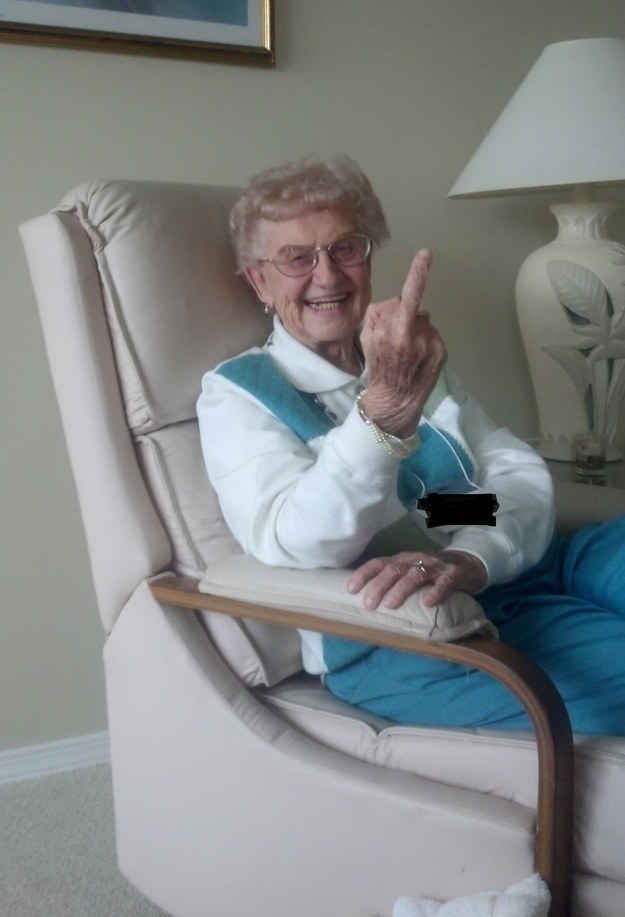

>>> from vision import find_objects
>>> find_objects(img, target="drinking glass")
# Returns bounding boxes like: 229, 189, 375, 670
572, 432, 607, 485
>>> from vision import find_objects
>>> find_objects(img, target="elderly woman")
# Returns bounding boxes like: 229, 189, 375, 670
197, 155, 625, 735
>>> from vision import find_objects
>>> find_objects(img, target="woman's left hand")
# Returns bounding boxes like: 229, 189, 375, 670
346, 550, 488, 610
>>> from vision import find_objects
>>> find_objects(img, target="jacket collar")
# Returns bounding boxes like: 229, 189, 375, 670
265, 316, 367, 393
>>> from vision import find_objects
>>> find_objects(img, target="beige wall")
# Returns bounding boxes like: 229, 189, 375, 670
2, 0, 624, 751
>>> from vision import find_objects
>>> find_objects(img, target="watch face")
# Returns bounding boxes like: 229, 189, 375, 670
387, 430, 420, 446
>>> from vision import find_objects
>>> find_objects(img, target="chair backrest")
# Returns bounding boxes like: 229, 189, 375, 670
20, 180, 302, 686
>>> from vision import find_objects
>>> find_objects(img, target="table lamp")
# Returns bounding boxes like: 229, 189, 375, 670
449, 37, 625, 461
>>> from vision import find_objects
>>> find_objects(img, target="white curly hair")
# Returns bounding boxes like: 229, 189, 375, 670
230, 154, 390, 271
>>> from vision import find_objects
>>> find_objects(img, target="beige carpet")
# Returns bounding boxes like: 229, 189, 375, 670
0, 764, 168, 916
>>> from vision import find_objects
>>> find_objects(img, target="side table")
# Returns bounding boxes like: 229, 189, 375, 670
542, 457, 625, 534
545, 457, 625, 490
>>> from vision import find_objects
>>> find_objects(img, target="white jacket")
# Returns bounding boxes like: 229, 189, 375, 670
197, 318, 555, 673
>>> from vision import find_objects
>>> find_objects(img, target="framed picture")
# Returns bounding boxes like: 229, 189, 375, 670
0, 0, 274, 66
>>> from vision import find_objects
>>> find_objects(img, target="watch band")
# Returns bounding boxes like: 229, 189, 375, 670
356, 390, 421, 459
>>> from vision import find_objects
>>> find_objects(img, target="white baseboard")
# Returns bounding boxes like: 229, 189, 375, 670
0, 731, 110, 786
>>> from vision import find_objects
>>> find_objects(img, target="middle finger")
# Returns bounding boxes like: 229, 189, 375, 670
382, 561, 433, 609
400, 249, 432, 314
363, 562, 408, 610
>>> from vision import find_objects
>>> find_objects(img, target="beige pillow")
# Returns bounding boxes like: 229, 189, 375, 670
200, 555, 497, 644
56, 180, 269, 434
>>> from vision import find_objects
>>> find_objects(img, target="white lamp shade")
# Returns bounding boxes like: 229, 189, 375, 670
449, 38, 625, 198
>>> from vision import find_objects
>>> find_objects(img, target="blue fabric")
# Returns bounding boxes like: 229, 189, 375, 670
324, 516, 625, 735
217, 354, 332, 442
216, 352, 476, 508
217, 352, 625, 734
397, 422, 478, 506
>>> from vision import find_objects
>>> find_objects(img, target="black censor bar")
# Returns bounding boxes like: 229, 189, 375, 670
417, 493, 499, 528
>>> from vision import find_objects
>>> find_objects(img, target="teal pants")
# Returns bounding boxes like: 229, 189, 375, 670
324, 516, 625, 735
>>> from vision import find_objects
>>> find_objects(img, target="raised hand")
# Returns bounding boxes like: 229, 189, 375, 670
347, 549, 488, 610
359, 249, 447, 438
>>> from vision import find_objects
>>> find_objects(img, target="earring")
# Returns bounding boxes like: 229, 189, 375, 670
263, 303, 274, 315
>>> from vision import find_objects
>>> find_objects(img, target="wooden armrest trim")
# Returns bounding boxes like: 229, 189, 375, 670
151, 575, 572, 917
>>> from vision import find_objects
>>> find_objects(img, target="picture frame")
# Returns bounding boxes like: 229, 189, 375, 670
0, 1, 274, 66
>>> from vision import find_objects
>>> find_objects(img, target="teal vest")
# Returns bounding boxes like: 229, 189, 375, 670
216, 353, 477, 509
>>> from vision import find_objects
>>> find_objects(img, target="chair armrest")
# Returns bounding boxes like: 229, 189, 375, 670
151, 575, 573, 917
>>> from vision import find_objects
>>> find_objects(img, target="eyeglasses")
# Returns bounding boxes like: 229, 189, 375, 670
259, 232, 372, 278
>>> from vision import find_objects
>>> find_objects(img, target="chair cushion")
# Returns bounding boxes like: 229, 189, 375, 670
55, 180, 299, 687
56, 180, 271, 434
259, 673, 625, 884
136, 421, 241, 575
137, 420, 302, 686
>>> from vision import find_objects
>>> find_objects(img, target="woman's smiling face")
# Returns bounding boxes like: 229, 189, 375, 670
245, 208, 372, 358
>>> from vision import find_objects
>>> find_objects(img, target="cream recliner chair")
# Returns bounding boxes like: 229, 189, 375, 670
19, 180, 625, 917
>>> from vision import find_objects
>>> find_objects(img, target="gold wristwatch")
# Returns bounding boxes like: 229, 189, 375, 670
356, 389, 421, 459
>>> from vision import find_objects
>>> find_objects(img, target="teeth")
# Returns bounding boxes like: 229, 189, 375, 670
308, 300, 342, 310
306, 295, 349, 310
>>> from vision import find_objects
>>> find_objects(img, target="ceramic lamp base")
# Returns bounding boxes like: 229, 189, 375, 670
516, 197, 625, 460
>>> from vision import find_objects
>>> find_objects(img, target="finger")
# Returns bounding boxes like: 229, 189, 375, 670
418, 347, 447, 384
421, 569, 456, 607
360, 302, 381, 331
359, 302, 390, 355
392, 551, 437, 565
400, 248, 432, 313
362, 563, 407, 610
346, 557, 387, 594
382, 564, 433, 609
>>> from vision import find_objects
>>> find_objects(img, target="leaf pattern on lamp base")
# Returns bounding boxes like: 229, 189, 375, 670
544, 260, 625, 442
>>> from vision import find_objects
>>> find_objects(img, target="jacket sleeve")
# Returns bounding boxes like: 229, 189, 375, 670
196, 372, 405, 568
431, 369, 556, 589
